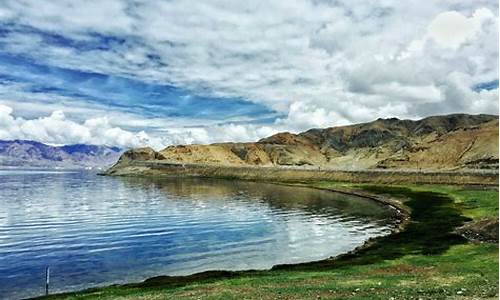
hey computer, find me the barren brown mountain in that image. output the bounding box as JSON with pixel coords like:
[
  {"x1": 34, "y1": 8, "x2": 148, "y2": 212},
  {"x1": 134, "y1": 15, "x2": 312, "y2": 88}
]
[{"x1": 115, "y1": 114, "x2": 499, "y2": 171}]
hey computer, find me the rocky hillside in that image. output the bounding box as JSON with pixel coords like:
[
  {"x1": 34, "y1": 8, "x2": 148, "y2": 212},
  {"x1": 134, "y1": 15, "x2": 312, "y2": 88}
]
[
  {"x1": 113, "y1": 114, "x2": 499, "y2": 171},
  {"x1": 0, "y1": 140, "x2": 123, "y2": 169}
]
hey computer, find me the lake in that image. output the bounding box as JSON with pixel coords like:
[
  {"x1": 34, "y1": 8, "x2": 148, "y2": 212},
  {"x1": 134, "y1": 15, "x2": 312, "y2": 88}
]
[{"x1": 0, "y1": 170, "x2": 395, "y2": 299}]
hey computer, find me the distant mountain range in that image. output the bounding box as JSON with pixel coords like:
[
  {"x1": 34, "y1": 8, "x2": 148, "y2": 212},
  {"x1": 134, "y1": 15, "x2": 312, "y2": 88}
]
[
  {"x1": 113, "y1": 114, "x2": 498, "y2": 171},
  {"x1": 0, "y1": 140, "x2": 123, "y2": 169}
]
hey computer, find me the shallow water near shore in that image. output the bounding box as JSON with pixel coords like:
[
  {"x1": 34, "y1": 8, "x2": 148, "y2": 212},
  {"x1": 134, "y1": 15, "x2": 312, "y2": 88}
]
[{"x1": 0, "y1": 170, "x2": 395, "y2": 299}]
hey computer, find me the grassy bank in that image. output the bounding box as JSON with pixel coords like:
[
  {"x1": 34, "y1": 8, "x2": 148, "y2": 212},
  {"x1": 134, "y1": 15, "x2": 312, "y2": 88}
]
[{"x1": 40, "y1": 183, "x2": 498, "y2": 300}]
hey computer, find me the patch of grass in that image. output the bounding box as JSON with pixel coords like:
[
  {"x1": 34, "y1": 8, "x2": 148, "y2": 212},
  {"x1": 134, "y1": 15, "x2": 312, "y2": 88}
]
[
  {"x1": 449, "y1": 189, "x2": 498, "y2": 219},
  {"x1": 41, "y1": 184, "x2": 498, "y2": 300},
  {"x1": 313, "y1": 182, "x2": 499, "y2": 220},
  {"x1": 46, "y1": 243, "x2": 498, "y2": 299}
]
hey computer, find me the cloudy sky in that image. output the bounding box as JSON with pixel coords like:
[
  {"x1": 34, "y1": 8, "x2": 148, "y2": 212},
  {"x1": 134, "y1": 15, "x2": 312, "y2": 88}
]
[{"x1": 0, "y1": 0, "x2": 498, "y2": 149}]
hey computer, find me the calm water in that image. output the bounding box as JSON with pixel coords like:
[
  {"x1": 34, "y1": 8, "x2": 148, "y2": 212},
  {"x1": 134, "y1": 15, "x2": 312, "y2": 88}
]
[{"x1": 0, "y1": 170, "x2": 395, "y2": 299}]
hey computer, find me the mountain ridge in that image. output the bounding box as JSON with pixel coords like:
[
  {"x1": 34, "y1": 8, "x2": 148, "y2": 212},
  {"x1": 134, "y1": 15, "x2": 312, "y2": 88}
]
[
  {"x1": 0, "y1": 140, "x2": 123, "y2": 169},
  {"x1": 113, "y1": 113, "x2": 499, "y2": 171}
]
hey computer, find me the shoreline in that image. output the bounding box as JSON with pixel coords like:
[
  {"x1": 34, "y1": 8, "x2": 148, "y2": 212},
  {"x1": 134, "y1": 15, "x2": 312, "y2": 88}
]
[
  {"x1": 31, "y1": 181, "x2": 412, "y2": 300},
  {"x1": 103, "y1": 160, "x2": 499, "y2": 186}
]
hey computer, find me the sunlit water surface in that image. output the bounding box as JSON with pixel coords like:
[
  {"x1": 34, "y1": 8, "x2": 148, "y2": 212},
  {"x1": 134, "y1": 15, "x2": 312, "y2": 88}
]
[{"x1": 0, "y1": 170, "x2": 396, "y2": 299}]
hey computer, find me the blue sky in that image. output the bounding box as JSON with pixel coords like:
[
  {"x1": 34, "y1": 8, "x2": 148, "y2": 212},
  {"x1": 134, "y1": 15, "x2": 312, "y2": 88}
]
[
  {"x1": 0, "y1": 1, "x2": 497, "y2": 148},
  {"x1": 0, "y1": 53, "x2": 279, "y2": 126}
]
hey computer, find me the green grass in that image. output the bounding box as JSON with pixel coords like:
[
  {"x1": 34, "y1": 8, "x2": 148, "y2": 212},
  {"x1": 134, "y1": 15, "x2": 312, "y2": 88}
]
[
  {"x1": 313, "y1": 181, "x2": 499, "y2": 219},
  {"x1": 439, "y1": 188, "x2": 498, "y2": 219},
  {"x1": 41, "y1": 183, "x2": 498, "y2": 300}
]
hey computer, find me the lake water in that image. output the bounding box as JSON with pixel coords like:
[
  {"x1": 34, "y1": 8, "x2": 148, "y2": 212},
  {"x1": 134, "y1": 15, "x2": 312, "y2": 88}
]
[{"x1": 0, "y1": 170, "x2": 395, "y2": 299}]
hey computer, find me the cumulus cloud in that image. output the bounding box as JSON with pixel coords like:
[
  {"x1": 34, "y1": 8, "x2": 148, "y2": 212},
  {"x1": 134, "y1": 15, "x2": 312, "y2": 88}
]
[
  {"x1": 0, "y1": 104, "x2": 164, "y2": 149},
  {"x1": 427, "y1": 8, "x2": 495, "y2": 49},
  {"x1": 0, "y1": 103, "x2": 278, "y2": 148},
  {"x1": 0, "y1": 1, "x2": 497, "y2": 147}
]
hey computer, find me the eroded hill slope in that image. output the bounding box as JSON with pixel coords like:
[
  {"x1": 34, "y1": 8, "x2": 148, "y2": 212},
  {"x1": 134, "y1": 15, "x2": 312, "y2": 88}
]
[{"x1": 113, "y1": 114, "x2": 499, "y2": 171}]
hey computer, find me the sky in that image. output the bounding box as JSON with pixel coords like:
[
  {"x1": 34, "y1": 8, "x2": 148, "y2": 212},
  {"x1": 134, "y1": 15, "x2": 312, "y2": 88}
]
[{"x1": 0, "y1": 0, "x2": 498, "y2": 149}]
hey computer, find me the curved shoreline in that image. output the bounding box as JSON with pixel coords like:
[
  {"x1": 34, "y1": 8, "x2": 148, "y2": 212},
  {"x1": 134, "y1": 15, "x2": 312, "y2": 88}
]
[
  {"x1": 262, "y1": 184, "x2": 411, "y2": 270},
  {"x1": 30, "y1": 182, "x2": 411, "y2": 300}
]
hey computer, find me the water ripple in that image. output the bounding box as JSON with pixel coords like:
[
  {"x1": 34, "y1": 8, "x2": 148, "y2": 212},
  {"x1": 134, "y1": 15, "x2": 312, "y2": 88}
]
[{"x1": 0, "y1": 170, "x2": 394, "y2": 299}]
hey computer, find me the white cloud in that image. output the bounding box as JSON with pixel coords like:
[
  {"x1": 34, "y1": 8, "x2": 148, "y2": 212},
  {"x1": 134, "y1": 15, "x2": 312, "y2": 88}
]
[
  {"x1": 0, "y1": 104, "x2": 164, "y2": 149},
  {"x1": 275, "y1": 102, "x2": 350, "y2": 131},
  {"x1": 0, "y1": 103, "x2": 279, "y2": 148},
  {"x1": 371, "y1": 82, "x2": 442, "y2": 103},
  {"x1": 428, "y1": 8, "x2": 495, "y2": 49},
  {"x1": 0, "y1": 1, "x2": 497, "y2": 147}
]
